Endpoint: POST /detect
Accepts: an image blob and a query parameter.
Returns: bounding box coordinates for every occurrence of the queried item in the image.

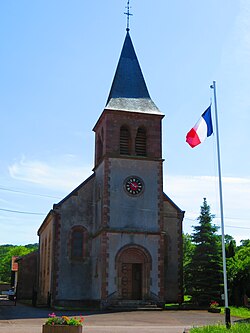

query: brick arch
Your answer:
[115,244,152,266]
[115,244,152,300]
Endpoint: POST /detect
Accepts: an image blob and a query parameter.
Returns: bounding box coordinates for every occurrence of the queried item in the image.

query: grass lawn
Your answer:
[221,306,250,318]
[190,323,250,332]
[164,298,250,332]
[190,307,250,332]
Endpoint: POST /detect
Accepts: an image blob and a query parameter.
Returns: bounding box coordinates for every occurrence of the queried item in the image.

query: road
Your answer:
[0,302,237,333]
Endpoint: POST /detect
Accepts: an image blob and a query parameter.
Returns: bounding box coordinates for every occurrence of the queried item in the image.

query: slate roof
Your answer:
[105,31,162,115]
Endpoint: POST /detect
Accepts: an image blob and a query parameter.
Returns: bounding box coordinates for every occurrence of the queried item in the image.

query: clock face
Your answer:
[124,176,144,196]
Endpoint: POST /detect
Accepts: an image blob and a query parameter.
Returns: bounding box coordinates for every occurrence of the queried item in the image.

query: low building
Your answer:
[16,251,38,301]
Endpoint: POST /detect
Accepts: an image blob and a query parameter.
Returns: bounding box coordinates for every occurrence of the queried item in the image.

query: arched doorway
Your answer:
[115,245,152,300]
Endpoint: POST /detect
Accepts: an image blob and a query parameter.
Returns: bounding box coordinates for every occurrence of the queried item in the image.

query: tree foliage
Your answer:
[0,244,38,283]
[227,240,250,305]
[183,233,195,294]
[185,198,223,306]
[183,198,250,306]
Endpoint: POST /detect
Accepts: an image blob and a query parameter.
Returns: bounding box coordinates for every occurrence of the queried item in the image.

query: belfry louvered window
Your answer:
[135,127,147,156]
[120,126,131,155]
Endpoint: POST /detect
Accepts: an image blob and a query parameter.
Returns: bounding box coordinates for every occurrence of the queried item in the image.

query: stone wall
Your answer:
[16,251,38,300]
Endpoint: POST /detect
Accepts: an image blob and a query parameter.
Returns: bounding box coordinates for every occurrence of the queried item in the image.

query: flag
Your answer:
[186,106,213,148]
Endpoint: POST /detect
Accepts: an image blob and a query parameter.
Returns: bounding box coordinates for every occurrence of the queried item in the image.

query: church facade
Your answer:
[37,31,184,308]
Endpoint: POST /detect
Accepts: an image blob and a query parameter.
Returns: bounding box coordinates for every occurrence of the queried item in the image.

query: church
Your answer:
[37,27,184,309]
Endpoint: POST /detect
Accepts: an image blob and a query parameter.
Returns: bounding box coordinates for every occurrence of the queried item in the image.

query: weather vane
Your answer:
[124,0,132,31]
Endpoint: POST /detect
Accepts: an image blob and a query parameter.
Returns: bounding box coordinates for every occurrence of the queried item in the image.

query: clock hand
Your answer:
[132,183,139,190]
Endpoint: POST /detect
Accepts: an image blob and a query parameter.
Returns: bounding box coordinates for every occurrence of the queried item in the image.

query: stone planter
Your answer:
[42,325,83,333]
[208,308,221,313]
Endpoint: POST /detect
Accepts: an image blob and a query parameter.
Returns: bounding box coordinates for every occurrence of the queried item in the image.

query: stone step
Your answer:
[108,305,163,311]
[107,300,163,311]
[0,295,9,300]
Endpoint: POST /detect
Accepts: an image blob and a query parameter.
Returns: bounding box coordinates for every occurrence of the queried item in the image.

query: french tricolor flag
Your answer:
[186,106,213,148]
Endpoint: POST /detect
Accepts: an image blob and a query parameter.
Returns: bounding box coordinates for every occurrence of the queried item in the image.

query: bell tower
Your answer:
[93,31,164,166]
[92,29,168,304]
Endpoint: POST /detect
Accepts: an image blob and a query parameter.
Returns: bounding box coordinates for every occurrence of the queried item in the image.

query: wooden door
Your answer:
[121,263,142,299]
[132,263,142,299]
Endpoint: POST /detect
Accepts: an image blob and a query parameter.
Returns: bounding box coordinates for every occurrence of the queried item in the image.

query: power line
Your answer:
[221,225,250,230]
[0,208,45,216]
[184,216,250,222]
[0,186,61,199]
[1,207,248,230]
[184,217,250,230]
[220,216,250,221]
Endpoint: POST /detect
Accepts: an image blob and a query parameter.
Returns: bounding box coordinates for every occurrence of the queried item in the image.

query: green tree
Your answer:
[187,198,223,306]
[239,239,250,247]
[183,233,195,294]
[0,244,38,283]
[227,240,250,305]
[219,234,236,259]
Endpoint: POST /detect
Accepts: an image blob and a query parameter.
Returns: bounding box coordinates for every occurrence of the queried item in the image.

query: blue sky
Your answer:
[0,0,249,245]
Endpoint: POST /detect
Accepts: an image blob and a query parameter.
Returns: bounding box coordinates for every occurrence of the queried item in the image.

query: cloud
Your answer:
[7,158,249,244]
[164,174,250,213]
[0,197,12,205]
[164,174,250,244]
[8,156,92,192]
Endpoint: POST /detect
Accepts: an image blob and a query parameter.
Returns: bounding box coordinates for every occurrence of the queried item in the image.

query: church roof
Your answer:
[105,31,162,115]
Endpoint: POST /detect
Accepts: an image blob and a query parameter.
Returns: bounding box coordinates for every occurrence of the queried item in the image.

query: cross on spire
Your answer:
[124,0,132,31]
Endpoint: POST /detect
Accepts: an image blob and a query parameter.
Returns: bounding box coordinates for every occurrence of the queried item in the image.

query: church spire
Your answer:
[105,31,161,114]
[107,31,150,101]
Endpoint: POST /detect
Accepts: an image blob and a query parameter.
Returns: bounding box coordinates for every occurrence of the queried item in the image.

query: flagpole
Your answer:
[211,81,231,328]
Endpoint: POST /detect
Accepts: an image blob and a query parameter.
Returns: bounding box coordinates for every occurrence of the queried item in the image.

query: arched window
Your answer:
[120,126,131,155]
[47,235,51,274]
[135,127,147,156]
[96,133,103,163]
[70,227,88,260]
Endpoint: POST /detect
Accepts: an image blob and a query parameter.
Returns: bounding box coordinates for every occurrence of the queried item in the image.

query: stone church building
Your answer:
[37,30,184,308]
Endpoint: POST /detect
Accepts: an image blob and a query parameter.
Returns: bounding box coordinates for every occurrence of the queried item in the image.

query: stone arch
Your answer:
[115,244,152,300]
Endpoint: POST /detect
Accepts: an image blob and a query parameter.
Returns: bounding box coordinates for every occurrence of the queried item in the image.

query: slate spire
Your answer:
[105,31,161,114]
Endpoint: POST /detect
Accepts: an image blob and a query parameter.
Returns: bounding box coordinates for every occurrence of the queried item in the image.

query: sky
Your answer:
[0,0,249,245]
